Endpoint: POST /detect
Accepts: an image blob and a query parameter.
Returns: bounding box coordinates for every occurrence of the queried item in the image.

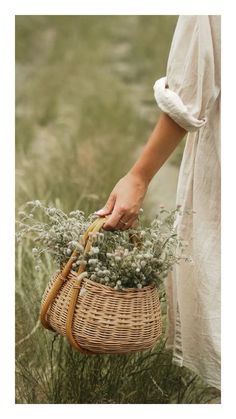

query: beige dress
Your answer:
[153,16,221,389]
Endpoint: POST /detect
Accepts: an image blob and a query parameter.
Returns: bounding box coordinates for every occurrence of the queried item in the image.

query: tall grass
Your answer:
[15,15,220,404]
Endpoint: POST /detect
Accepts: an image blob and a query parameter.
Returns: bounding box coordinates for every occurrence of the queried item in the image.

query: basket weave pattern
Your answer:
[41,272,162,354]
[40,216,162,354]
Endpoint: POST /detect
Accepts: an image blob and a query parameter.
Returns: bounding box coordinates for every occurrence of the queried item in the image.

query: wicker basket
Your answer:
[40,216,162,354]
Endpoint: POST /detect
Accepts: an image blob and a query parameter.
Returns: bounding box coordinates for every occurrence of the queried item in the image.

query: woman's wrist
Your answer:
[129,114,186,187]
[128,166,152,188]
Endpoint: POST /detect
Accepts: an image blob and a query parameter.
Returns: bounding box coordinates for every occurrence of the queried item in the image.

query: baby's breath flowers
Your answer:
[16,201,192,290]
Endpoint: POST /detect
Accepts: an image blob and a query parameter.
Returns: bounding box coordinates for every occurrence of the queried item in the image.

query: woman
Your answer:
[95,16,221,390]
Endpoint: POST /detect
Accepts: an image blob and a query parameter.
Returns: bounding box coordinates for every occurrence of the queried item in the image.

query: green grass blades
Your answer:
[15,15,220,404]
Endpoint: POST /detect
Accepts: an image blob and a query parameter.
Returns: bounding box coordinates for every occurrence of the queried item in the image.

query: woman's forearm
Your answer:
[96,112,187,230]
[129,112,186,185]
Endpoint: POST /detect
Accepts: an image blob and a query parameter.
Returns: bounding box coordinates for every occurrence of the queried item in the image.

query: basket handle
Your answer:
[65,217,142,352]
[65,216,109,352]
[40,215,142,353]
[39,216,108,333]
[75,215,109,275]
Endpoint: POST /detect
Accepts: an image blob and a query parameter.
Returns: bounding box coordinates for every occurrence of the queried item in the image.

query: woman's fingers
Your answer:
[95,172,147,230]
[117,215,139,231]
[103,205,140,231]
[95,194,116,216]
[102,206,126,230]
[130,218,139,229]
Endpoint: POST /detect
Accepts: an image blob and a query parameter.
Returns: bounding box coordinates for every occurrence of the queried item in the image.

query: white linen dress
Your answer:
[153,15,221,389]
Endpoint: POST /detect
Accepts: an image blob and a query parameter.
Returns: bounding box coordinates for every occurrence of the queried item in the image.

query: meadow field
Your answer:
[15,15,220,404]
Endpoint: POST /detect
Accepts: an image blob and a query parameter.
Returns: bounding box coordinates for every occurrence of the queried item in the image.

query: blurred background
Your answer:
[15,15,220,404]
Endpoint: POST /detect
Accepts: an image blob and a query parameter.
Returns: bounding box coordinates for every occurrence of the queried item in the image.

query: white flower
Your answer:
[88,259,98,265]
[151,233,158,239]
[144,253,152,259]
[77,271,88,280]
[89,247,99,255]
[97,270,104,277]
[69,240,77,249]
[48,208,56,216]
[103,270,110,275]
[17,201,192,290]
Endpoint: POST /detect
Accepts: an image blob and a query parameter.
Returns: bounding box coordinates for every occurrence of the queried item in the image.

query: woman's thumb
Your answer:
[95,195,115,216]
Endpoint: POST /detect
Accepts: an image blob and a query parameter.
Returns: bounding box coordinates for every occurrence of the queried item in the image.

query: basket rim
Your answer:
[66,270,157,292]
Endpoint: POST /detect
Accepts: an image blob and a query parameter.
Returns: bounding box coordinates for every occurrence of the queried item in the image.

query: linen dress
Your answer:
[153,16,221,389]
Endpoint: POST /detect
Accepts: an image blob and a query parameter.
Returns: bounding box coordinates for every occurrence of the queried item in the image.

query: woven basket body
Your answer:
[40,216,162,354]
[41,272,162,354]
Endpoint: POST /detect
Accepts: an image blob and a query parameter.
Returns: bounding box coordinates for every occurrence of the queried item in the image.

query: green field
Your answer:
[15,15,220,404]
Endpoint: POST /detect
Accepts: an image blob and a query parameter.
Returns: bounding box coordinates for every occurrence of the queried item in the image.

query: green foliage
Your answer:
[16,332,220,404]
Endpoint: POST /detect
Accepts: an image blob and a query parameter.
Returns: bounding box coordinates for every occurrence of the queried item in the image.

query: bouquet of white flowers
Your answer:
[16,200,191,290]
[16,200,191,354]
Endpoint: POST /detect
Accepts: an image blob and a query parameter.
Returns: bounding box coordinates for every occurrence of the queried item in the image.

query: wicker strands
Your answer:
[39,216,162,354]
[41,273,162,354]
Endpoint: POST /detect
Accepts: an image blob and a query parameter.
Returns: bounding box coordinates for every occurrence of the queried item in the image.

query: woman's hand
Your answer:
[95,172,148,230]
[95,114,186,230]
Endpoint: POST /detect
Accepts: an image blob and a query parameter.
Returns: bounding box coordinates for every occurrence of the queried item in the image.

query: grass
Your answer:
[16,332,219,404]
[15,15,220,404]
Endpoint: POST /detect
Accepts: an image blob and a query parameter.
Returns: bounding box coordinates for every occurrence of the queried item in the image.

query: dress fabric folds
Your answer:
[153,15,221,389]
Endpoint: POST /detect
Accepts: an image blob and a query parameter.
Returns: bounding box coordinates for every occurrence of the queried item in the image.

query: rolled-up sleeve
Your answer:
[153,16,220,132]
